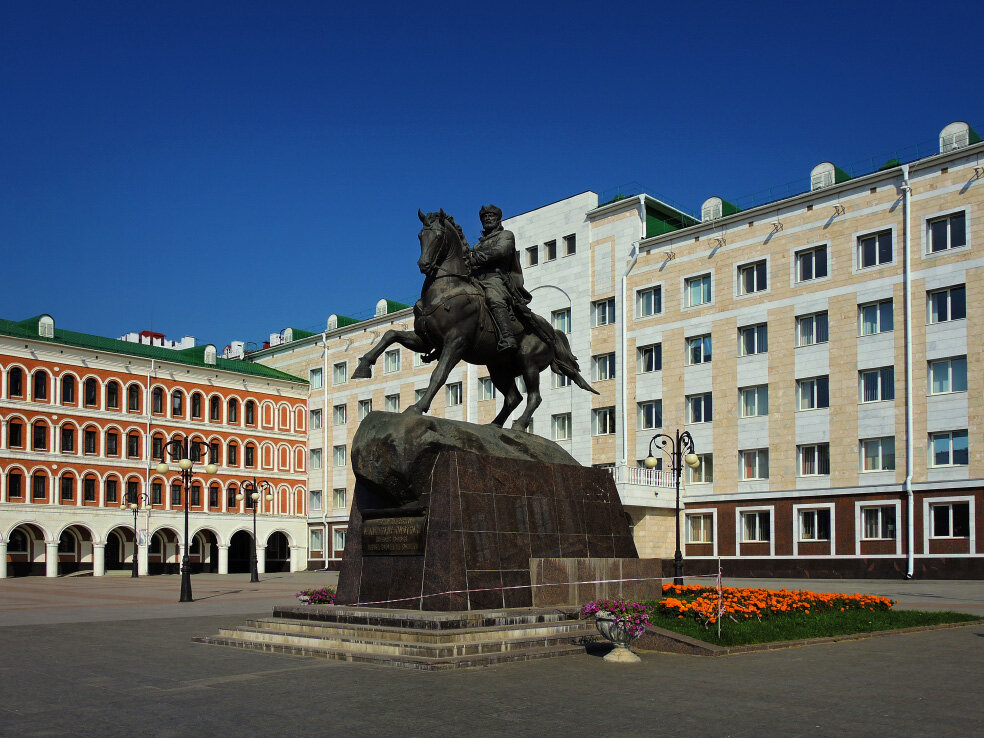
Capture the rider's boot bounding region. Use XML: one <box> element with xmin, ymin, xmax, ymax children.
<box><xmin>491</xmin><ymin>305</ymin><xmax>518</xmax><ymax>352</ymax></box>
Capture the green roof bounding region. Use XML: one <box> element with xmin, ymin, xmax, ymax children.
<box><xmin>333</xmin><ymin>315</ymin><xmax>361</xmax><ymax>327</ymax></box>
<box><xmin>287</xmin><ymin>327</ymin><xmax>317</xmax><ymax>340</ymax></box>
<box><xmin>383</xmin><ymin>299</ymin><xmax>411</xmax><ymax>313</ymax></box>
<box><xmin>0</xmin><ymin>316</ymin><xmax>306</xmax><ymax>384</ymax></box>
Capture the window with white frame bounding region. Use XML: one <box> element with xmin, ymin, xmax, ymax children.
<box><xmin>686</xmin><ymin>334</ymin><xmax>712</xmax><ymax>365</ymax></box>
<box><xmin>526</xmin><ymin>246</ymin><xmax>538</xmax><ymax>266</ymax></box>
<box><xmin>551</xmin><ymin>308</ymin><xmax>571</xmax><ymax>334</ymax></box>
<box><xmin>738</xmin><ymin>324</ymin><xmax>767</xmax><ymax>356</ymax></box>
<box><xmin>859</xmin><ymin>299</ymin><xmax>894</xmax><ymax>335</ymax></box>
<box><xmin>796</xmin><ymin>311</ymin><xmax>829</xmax><ymax>346</ymax></box>
<box><xmin>310</xmin><ymin>448</ymin><xmax>322</xmax><ymax>469</ymax></box>
<box><xmin>741</xmin><ymin>511</ymin><xmax>770</xmax><ymax>542</ymax></box>
<box><xmin>551</xmin><ymin>413</ymin><xmax>572</xmax><ymax>441</ymax></box>
<box><xmin>859</xmin><ymin>367</ymin><xmax>894</xmax><ymax>403</ymax></box>
<box><xmin>414</xmin><ymin>388</ymin><xmax>426</xmax><ymax>403</ymax></box>
<box><xmin>636</xmin><ymin>286</ymin><xmax>662</xmax><ymax>318</ymax></box>
<box><xmin>591</xmin><ymin>298</ymin><xmax>616</xmax><ymax>327</ymax></box>
<box><xmin>861</xmin><ymin>437</ymin><xmax>895</xmax><ymax>472</ymax></box>
<box><xmin>384</xmin><ymin>394</ymin><xmax>400</xmax><ymax>412</ymax></box>
<box><xmin>309</xmin><ymin>489</ymin><xmax>323</xmax><ymax>511</ymax></box>
<box><xmin>333</xmin><ymin>528</ymin><xmax>347</xmax><ymax>551</ymax></box>
<box><xmin>929</xmin><ymin>357</ymin><xmax>967</xmax><ymax>394</ymax></box>
<box><xmin>858</xmin><ymin>230</ymin><xmax>892</xmax><ymax>268</ymax></box>
<box><xmin>446</xmin><ymin>382</ymin><xmax>462</xmax><ymax>406</ymax></box>
<box><xmin>687</xmin><ymin>454</ymin><xmax>713</xmax><ymax>483</ymax></box>
<box><xmin>740</xmin><ymin>385</ymin><xmax>768</xmax><ymax>417</ymax></box>
<box><xmin>592</xmin><ymin>353</ymin><xmax>616</xmax><ymax>381</ymax></box>
<box><xmin>333</xmin><ymin>404</ymin><xmax>347</xmax><ymax>425</ymax></box>
<box><xmin>309</xmin><ymin>367</ymin><xmax>323</xmax><ymax>389</ymax></box>
<box><xmin>332</xmin><ymin>362</ymin><xmax>347</xmax><ymax>385</ymax></box>
<box><xmin>930</xmin><ymin>501</ymin><xmax>970</xmax><ymax>537</ymax></box>
<box><xmin>737</xmin><ymin>260</ymin><xmax>767</xmax><ymax>295</ymax></box>
<box><xmin>414</xmin><ymin>352</ymin><xmax>426</xmax><ymax>367</ymax></box>
<box><xmin>687</xmin><ymin>514</ymin><xmax>713</xmax><ymax>543</ymax></box>
<box><xmin>545</xmin><ymin>240</ymin><xmax>557</xmax><ymax>261</ymax></box>
<box><xmin>479</xmin><ymin>377</ymin><xmax>496</xmax><ymax>400</ymax></box>
<box><xmin>799</xmin><ymin>509</ymin><xmax>831</xmax><ymax>540</ymax></box>
<box><xmin>384</xmin><ymin>349</ymin><xmax>401</xmax><ymax>373</ymax></box>
<box><xmin>685</xmin><ymin>273</ymin><xmax>712</xmax><ymax>307</ymax></box>
<box><xmin>930</xmin><ymin>430</ymin><xmax>968</xmax><ymax>467</ymax></box>
<box><xmin>333</xmin><ymin>488</ymin><xmax>347</xmax><ymax>509</ymax></box>
<box><xmin>638</xmin><ymin>400</ymin><xmax>662</xmax><ymax>430</ymax></box>
<box><xmin>928</xmin><ymin>285</ymin><xmax>966</xmax><ymax>323</ymax></box>
<box><xmin>740</xmin><ymin>449</ymin><xmax>769</xmax><ymax>480</ymax></box>
<box><xmin>591</xmin><ymin>407</ymin><xmax>616</xmax><ymax>436</ymax></box>
<box><xmin>927</xmin><ymin>212</ymin><xmax>966</xmax><ymax>253</ymax></box>
<box><xmin>552</xmin><ymin>371</ymin><xmax>571</xmax><ymax>388</ymax></box>
<box><xmin>637</xmin><ymin>343</ymin><xmax>661</xmax><ymax>373</ymax></box>
<box><xmin>357</xmin><ymin>399</ymin><xmax>372</xmax><ymax>420</ymax></box>
<box><xmin>310</xmin><ymin>408</ymin><xmax>322</xmax><ymax>430</ymax></box>
<box><xmin>310</xmin><ymin>528</ymin><xmax>324</xmax><ymax>551</ymax></box>
<box><xmin>862</xmin><ymin>506</ymin><xmax>896</xmax><ymax>539</ymax></box>
<box><xmin>795</xmin><ymin>245</ymin><xmax>828</xmax><ymax>282</ymax></box>
<box><xmin>687</xmin><ymin>393</ymin><xmax>712</xmax><ymax>423</ymax></box>
<box><xmin>798</xmin><ymin>443</ymin><xmax>830</xmax><ymax>476</ymax></box>
<box><xmin>333</xmin><ymin>445</ymin><xmax>347</xmax><ymax>467</ymax></box>
<box><xmin>797</xmin><ymin>376</ymin><xmax>829</xmax><ymax>410</ymax></box>
<box><xmin>564</xmin><ymin>234</ymin><xmax>576</xmax><ymax>255</ymax></box>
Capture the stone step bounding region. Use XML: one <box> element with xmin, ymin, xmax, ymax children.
<box><xmin>194</xmin><ymin>634</ymin><xmax>589</xmax><ymax>671</ymax></box>
<box><xmin>273</xmin><ymin>604</ymin><xmax>582</xmax><ymax>631</ymax></box>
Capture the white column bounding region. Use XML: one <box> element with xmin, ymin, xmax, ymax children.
<box><xmin>138</xmin><ymin>538</ymin><xmax>149</xmax><ymax>576</ymax></box>
<box><xmin>290</xmin><ymin>545</ymin><xmax>304</xmax><ymax>573</ymax></box>
<box><xmin>45</xmin><ymin>541</ymin><xmax>59</xmax><ymax>577</ymax></box>
<box><xmin>92</xmin><ymin>543</ymin><xmax>105</xmax><ymax>576</ymax></box>
<box><xmin>0</xmin><ymin>541</ymin><xmax>7</xmax><ymax>578</ymax></box>
<box><xmin>255</xmin><ymin>544</ymin><xmax>266</xmax><ymax>575</ymax></box>
<box><xmin>218</xmin><ymin>544</ymin><xmax>229</xmax><ymax>574</ymax></box>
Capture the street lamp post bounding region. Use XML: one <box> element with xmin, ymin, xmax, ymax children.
<box><xmin>645</xmin><ymin>429</ymin><xmax>700</xmax><ymax>585</ymax></box>
<box><xmin>121</xmin><ymin>489</ymin><xmax>151</xmax><ymax>577</ymax></box>
<box><xmin>155</xmin><ymin>437</ymin><xmax>217</xmax><ymax>602</ymax></box>
<box><xmin>237</xmin><ymin>478</ymin><xmax>273</xmax><ymax>583</ymax></box>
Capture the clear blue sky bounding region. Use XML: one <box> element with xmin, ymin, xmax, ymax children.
<box><xmin>2</xmin><ymin>1</ymin><xmax>981</xmax><ymax>349</ymax></box>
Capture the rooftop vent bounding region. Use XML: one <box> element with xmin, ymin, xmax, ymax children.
<box><xmin>204</xmin><ymin>344</ymin><xmax>217</xmax><ymax>365</ymax></box>
<box><xmin>939</xmin><ymin>121</ymin><xmax>982</xmax><ymax>154</ymax></box>
<box><xmin>327</xmin><ymin>314</ymin><xmax>338</xmax><ymax>330</ymax></box>
<box><xmin>375</xmin><ymin>299</ymin><xmax>388</xmax><ymax>317</ymax></box>
<box><xmin>700</xmin><ymin>196</ymin><xmax>739</xmax><ymax>222</ymax></box>
<box><xmin>38</xmin><ymin>314</ymin><xmax>54</xmax><ymax>338</ymax></box>
<box><xmin>810</xmin><ymin>162</ymin><xmax>850</xmax><ymax>191</ymax></box>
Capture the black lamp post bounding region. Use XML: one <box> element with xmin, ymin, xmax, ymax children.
<box><xmin>121</xmin><ymin>489</ymin><xmax>150</xmax><ymax>577</ymax></box>
<box><xmin>645</xmin><ymin>429</ymin><xmax>700</xmax><ymax>585</ymax></box>
<box><xmin>155</xmin><ymin>437</ymin><xmax>217</xmax><ymax>602</ymax></box>
<box><xmin>237</xmin><ymin>478</ymin><xmax>273</xmax><ymax>583</ymax></box>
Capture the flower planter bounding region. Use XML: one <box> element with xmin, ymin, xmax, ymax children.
<box><xmin>596</xmin><ymin>610</ymin><xmax>642</xmax><ymax>663</ymax></box>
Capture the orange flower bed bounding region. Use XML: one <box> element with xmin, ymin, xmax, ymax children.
<box><xmin>657</xmin><ymin>583</ymin><xmax>894</xmax><ymax>626</ymax></box>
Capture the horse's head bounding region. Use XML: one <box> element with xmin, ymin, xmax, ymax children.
<box><xmin>417</xmin><ymin>209</ymin><xmax>463</xmax><ymax>275</ymax></box>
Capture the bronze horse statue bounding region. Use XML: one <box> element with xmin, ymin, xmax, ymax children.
<box><xmin>352</xmin><ymin>209</ymin><xmax>597</xmax><ymax>430</ymax></box>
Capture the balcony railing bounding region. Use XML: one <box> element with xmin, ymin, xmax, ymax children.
<box><xmin>607</xmin><ymin>464</ymin><xmax>677</xmax><ymax>488</ymax></box>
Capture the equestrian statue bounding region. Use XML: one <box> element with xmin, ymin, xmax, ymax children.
<box><xmin>352</xmin><ymin>205</ymin><xmax>598</xmax><ymax>431</ymax></box>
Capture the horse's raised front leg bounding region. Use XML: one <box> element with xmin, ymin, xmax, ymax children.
<box><xmin>352</xmin><ymin>330</ymin><xmax>428</xmax><ymax>379</ymax></box>
<box><xmin>407</xmin><ymin>337</ymin><xmax>466</xmax><ymax>415</ymax></box>
<box><xmin>488</xmin><ymin>365</ymin><xmax>522</xmax><ymax>428</ymax></box>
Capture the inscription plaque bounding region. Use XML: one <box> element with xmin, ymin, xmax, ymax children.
<box><xmin>362</xmin><ymin>516</ymin><xmax>427</xmax><ymax>556</ymax></box>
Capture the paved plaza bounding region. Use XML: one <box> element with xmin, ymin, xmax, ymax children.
<box><xmin>0</xmin><ymin>572</ymin><xmax>982</xmax><ymax>737</ymax></box>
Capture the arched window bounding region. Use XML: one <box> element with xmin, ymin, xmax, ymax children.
<box><xmin>105</xmin><ymin>429</ymin><xmax>120</xmax><ymax>456</ymax></box>
<box><xmin>60</xmin><ymin>474</ymin><xmax>75</xmax><ymax>502</ymax></box>
<box><xmin>227</xmin><ymin>484</ymin><xmax>239</xmax><ymax>509</ymax></box>
<box><xmin>171</xmin><ymin>390</ymin><xmax>184</xmax><ymax>417</ymax></box>
<box><xmin>106</xmin><ymin>381</ymin><xmax>120</xmax><ymax>410</ymax></box>
<box><xmin>7</xmin><ymin>419</ymin><xmax>24</xmax><ymax>448</ymax></box>
<box><xmin>245</xmin><ymin>400</ymin><xmax>256</xmax><ymax>426</ymax></box>
<box><xmin>191</xmin><ymin>392</ymin><xmax>203</xmax><ymax>419</ymax></box>
<box><xmin>32</xmin><ymin>421</ymin><xmax>48</xmax><ymax>450</ymax></box>
<box><xmin>152</xmin><ymin>387</ymin><xmax>164</xmax><ymax>414</ymax></box>
<box><xmin>82</xmin><ymin>475</ymin><xmax>97</xmax><ymax>502</ymax></box>
<box><xmin>209</xmin><ymin>483</ymin><xmax>220</xmax><ymax>509</ymax></box>
<box><xmin>227</xmin><ymin>397</ymin><xmax>239</xmax><ymax>423</ymax></box>
<box><xmin>84</xmin><ymin>378</ymin><xmax>99</xmax><ymax>407</ymax></box>
<box><xmin>7</xmin><ymin>470</ymin><xmax>25</xmax><ymax>499</ymax></box>
<box><xmin>151</xmin><ymin>434</ymin><xmax>165</xmax><ymax>461</ymax></box>
<box><xmin>227</xmin><ymin>441</ymin><xmax>239</xmax><ymax>466</ymax></box>
<box><xmin>60</xmin><ymin>424</ymin><xmax>75</xmax><ymax>453</ymax></box>
<box><xmin>209</xmin><ymin>395</ymin><xmax>221</xmax><ymax>421</ymax></box>
<box><xmin>126</xmin><ymin>432</ymin><xmax>141</xmax><ymax>459</ymax></box>
<box><xmin>244</xmin><ymin>443</ymin><xmax>256</xmax><ymax>468</ymax></box>
<box><xmin>104</xmin><ymin>478</ymin><xmax>119</xmax><ymax>504</ymax></box>
<box><xmin>61</xmin><ymin>375</ymin><xmax>76</xmax><ymax>404</ymax></box>
<box><xmin>209</xmin><ymin>441</ymin><xmax>220</xmax><ymax>465</ymax></box>
<box><xmin>8</xmin><ymin>367</ymin><xmax>24</xmax><ymax>397</ymax></box>
<box><xmin>127</xmin><ymin>384</ymin><xmax>141</xmax><ymax>412</ymax></box>
<box><xmin>82</xmin><ymin>425</ymin><xmax>98</xmax><ymax>455</ymax></box>
<box><xmin>32</xmin><ymin>371</ymin><xmax>49</xmax><ymax>401</ymax></box>
<box><xmin>32</xmin><ymin>473</ymin><xmax>47</xmax><ymax>500</ymax></box>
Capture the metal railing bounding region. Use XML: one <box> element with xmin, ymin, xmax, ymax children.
<box><xmin>607</xmin><ymin>464</ymin><xmax>677</xmax><ymax>488</ymax></box>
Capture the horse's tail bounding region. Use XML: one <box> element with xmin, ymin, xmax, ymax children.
<box><xmin>548</xmin><ymin>325</ymin><xmax>599</xmax><ymax>395</ymax></box>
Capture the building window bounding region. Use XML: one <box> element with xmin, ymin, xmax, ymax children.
<box><xmin>191</xmin><ymin>483</ymin><xmax>203</xmax><ymax>507</ymax></box>
<box><xmin>83</xmin><ymin>428</ymin><xmax>96</xmax><ymax>454</ymax></box>
<box><xmin>928</xmin><ymin>212</ymin><xmax>966</xmax><ymax>253</ymax></box>
<box><xmin>526</xmin><ymin>246</ymin><xmax>538</xmax><ymax>266</ymax></box>
<box><xmin>151</xmin><ymin>387</ymin><xmax>164</xmax><ymax>414</ymax></box>
<box><xmin>151</xmin><ymin>482</ymin><xmax>162</xmax><ymax>506</ymax></box>
<box><xmin>226</xmin><ymin>486</ymin><xmax>238</xmax><ymax>509</ymax></box>
<box><xmin>738</xmin><ymin>324</ymin><xmax>767</xmax><ymax>357</ymax></box>
<box><xmin>171</xmin><ymin>391</ymin><xmax>183</xmax><ymax>417</ymax></box>
<box><xmin>150</xmin><ymin>435</ymin><xmax>163</xmax><ymax>461</ymax></box>
<box><xmin>552</xmin><ymin>371</ymin><xmax>571</xmax><ymax>388</ymax></box>
<box><xmin>209</xmin><ymin>442</ymin><xmax>219</xmax><ymax>465</ymax></box>
<box><xmin>592</xmin><ymin>353</ymin><xmax>616</xmax><ymax>381</ymax></box>
<box><xmin>61</xmin><ymin>426</ymin><xmax>75</xmax><ymax>453</ymax></box>
<box><xmin>61</xmin><ymin>375</ymin><xmax>76</xmax><ymax>404</ymax></box>
<box><xmin>799</xmin><ymin>509</ymin><xmax>831</xmax><ymax>541</ymax></box>
<box><xmin>227</xmin><ymin>442</ymin><xmax>238</xmax><ymax>466</ymax></box>
<box><xmin>862</xmin><ymin>506</ymin><xmax>896</xmax><ymax>539</ymax></box>
<box><xmin>740</xmin><ymin>385</ymin><xmax>768</xmax><ymax>417</ymax></box>
<box><xmin>796</xmin><ymin>311</ymin><xmax>829</xmax><ymax>347</ymax></box>
<box><xmin>310</xmin><ymin>408</ymin><xmax>322</xmax><ymax>429</ymax></box>
<box><xmin>33</xmin><ymin>371</ymin><xmax>48</xmax><ymax>401</ymax></box>
<box><xmin>83</xmin><ymin>476</ymin><xmax>96</xmax><ymax>502</ymax></box>
<box><xmin>591</xmin><ymin>407</ymin><xmax>616</xmax><ymax>436</ymax></box>
<box><xmin>8</xmin><ymin>472</ymin><xmax>23</xmax><ymax>499</ymax></box>
<box><xmin>332</xmin><ymin>362</ymin><xmax>348</xmax><ymax>385</ymax></box>
<box><xmin>737</xmin><ymin>260</ymin><xmax>767</xmax><ymax>295</ymax></box>
<box><xmin>591</xmin><ymin>298</ymin><xmax>616</xmax><ymax>327</ymax></box>
<box><xmin>32</xmin><ymin>474</ymin><xmax>47</xmax><ymax>500</ymax></box>
<box><xmin>333</xmin><ymin>488</ymin><xmax>347</xmax><ymax>509</ymax></box>
<box><xmin>928</xmin><ymin>285</ymin><xmax>966</xmax><ymax>323</ymax></box>
<box><xmin>334</xmin><ymin>528</ymin><xmax>347</xmax><ymax>551</ymax></box>
<box><xmin>446</xmin><ymin>382</ymin><xmax>463</xmax><ymax>406</ymax></box>
<box><xmin>309</xmin><ymin>527</ymin><xmax>325</xmax><ymax>553</ymax></box>
<box><xmin>636</xmin><ymin>343</ymin><xmax>661</xmax><ymax>373</ymax></box>
<box><xmin>859</xmin><ymin>299</ymin><xmax>894</xmax><ymax>336</ymax></box>
<box><xmin>861</xmin><ymin>437</ymin><xmax>895</xmax><ymax>472</ymax></box>
<box><xmin>209</xmin><ymin>484</ymin><xmax>219</xmax><ymax>508</ymax></box>
<box><xmin>105</xmin><ymin>431</ymin><xmax>119</xmax><ymax>457</ymax></box>
<box><xmin>8</xmin><ymin>367</ymin><xmax>24</xmax><ymax>397</ymax></box>
<box><xmin>60</xmin><ymin>476</ymin><xmax>74</xmax><ymax>501</ymax></box>
<box><xmin>930</xmin><ymin>502</ymin><xmax>971</xmax><ymax>537</ymax></box>
<box><xmin>32</xmin><ymin>422</ymin><xmax>48</xmax><ymax>451</ymax></box>
<box><xmin>859</xmin><ymin>367</ymin><xmax>894</xmax><ymax>403</ymax></box>
<box><xmin>384</xmin><ymin>349</ymin><xmax>401</xmax><ymax>373</ymax></box>
<box><xmin>686</xmin><ymin>393</ymin><xmax>712</xmax><ymax>423</ymax></box>
<box><xmin>105</xmin><ymin>479</ymin><xmax>118</xmax><ymax>504</ymax></box>
<box><xmin>171</xmin><ymin>483</ymin><xmax>182</xmax><ymax>506</ymax></box>
<box><xmin>333</xmin><ymin>445</ymin><xmax>347</xmax><ymax>467</ymax></box>
<box><xmin>309</xmin><ymin>489</ymin><xmax>322</xmax><ymax>511</ymax></box>
<box><xmin>741</xmin><ymin>511</ymin><xmax>770</xmax><ymax>542</ymax></box>
<box><xmin>797</xmin><ymin>376</ymin><xmax>829</xmax><ymax>410</ymax></box>
<box><xmin>930</xmin><ymin>430</ymin><xmax>969</xmax><ymax>467</ymax></box>
<box><xmin>333</xmin><ymin>404</ymin><xmax>347</xmax><ymax>425</ymax></box>
<box><xmin>479</xmin><ymin>377</ymin><xmax>496</xmax><ymax>400</ymax></box>
<box><xmin>563</xmin><ymin>234</ymin><xmax>576</xmax><ymax>256</ymax></box>
<box><xmin>551</xmin><ymin>413</ymin><xmax>572</xmax><ymax>441</ymax></box>
<box><xmin>740</xmin><ymin>450</ymin><xmax>769</xmax><ymax>480</ymax></box>
<box><xmin>688</xmin><ymin>455</ymin><xmax>713</xmax><ymax>484</ymax></box>
<box><xmin>858</xmin><ymin>230</ymin><xmax>892</xmax><ymax>268</ymax></box>
<box><xmin>245</xmin><ymin>401</ymin><xmax>256</xmax><ymax>425</ymax></box>
<box><xmin>687</xmin><ymin>514</ymin><xmax>713</xmax><ymax>544</ymax></box>
<box><xmin>545</xmin><ymin>240</ymin><xmax>557</xmax><ymax>261</ymax></box>
<box><xmin>310</xmin><ymin>448</ymin><xmax>322</xmax><ymax>469</ymax></box>
<box><xmin>358</xmin><ymin>399</ymin><xmax>372</xmax><ymax>420</ymax></box>
<box><xmin>227</xmin><ymin>398</ymin><xmax>239</xmax><ymax>423</ymax></box>
<box><xmin>798</xmin><ymin>444</ymin><xmax>830</xmax><ymax>476</ymax></box>
<box><xmin>7</xmin><ymin>420</ymin><xmax>23</xmax><ymax>448</ymax></box>
<box><xmin>796</xmin><ymin>245</ymin><xmax>828</xmax><ymax>282</ymax></box>
<box><xmin>638</xmin><ymin>400</ymin><xmax>662</xmax><ymax>430</ymax></box>
<box><xmin>385</xmin><ymin>394</ymin><xmax>400</xmax><ymax>412</ymax></box>
<box><xmin>309</xmin><ymin>367</ymin><xmax>323</xmax><ymax>389</ymax></box>
<box><xmin>636</xmin><ymin>287</ymin><xmax>661</xmax><ymax>318</ymax></box>
<box><xmin>245</xmin><ymin>444</ymin><xmax>255</xmax><ymax>467</ymax></box>
<box><xmin>414</xmin><ymin>388</ymin><xmax>427</xmax><ymax>403</ymax></box>
<box><xmin>686</xmin><ymin>335</ymin><xmax>712</xmax><ymax>365</ymax></box>
<box><xmin>551</xmin><ymin>308</ymin><xmax>571</xmax><ymax>334</ymax></box>
<box><xmin>190</xmin><ymin>392</ymin><xmax>202</xmax><ymax>418</ymax></box>
<box><xmin>685</xmin><ymin>273</ymin><xmax>712</xmax><ymax>307</ymax></box>
<box><xmin>126</xmin><ymin>432</ymin><xmax>141</xmax><ymax>458</ymax></box>
<box><xmin>929</xmin><ymin>357</ymin><xmax>968</xmax><ymax>394</ymax></box>
<box><xmin>128</xmin><ymin>385</ymin><xmax>141</xmax><ymax>412</ymax></box>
